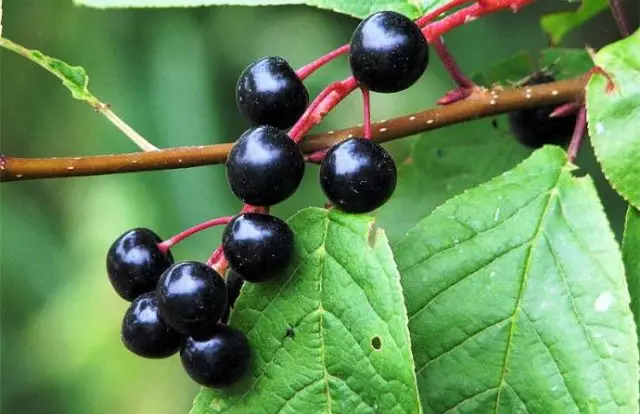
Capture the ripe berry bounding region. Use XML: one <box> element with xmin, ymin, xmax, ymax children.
<box><xmin>221</xmin><ymin>270</ymin><xmax>245</xmax><ymax>323</ymax></box>
<box><xmin>236</xmin><ymin>56</ymin><xmax>309</xmax><ymax>130</ymax></box>
<box><xmin>320</xmin><ymin>138</ymin><xmax>397</xmax><ymax>213</ymax></box>
<box><xmin>222</xmin><ymin>213</ymin><xmax>294</xmax><ymax>283</ymax></box>
<box><xmin>508</xmin><ymin>73</ymin><xmax>576</xmax><ymax>148</ymax></box>
<box><xmin>106</xmin><ymin>228</ymin><xmax>174</xmax><ymax>301</ymax></box>
<box><xmin>226</xmin><ymin>125</ymin><xmax>304</xmax><ymax>206</ymax></box>
<box><xmin>156</xmin><ymin>261</ymin><xmax>228</xmax><ymax>338</ymax></box>
<box><xmin>180</xmin><ymin>324</ymin><xmax>251</xmax><ymax>389</ymax></box>
<box><xmin>121</xmin><ymin>292</ymin><xmax>181</xmax><ymax>358</ymax></box>
<box><xmin>349</xmin><ymin>11</ymin><xmax>429</xmax><ymax>93</ymax></box>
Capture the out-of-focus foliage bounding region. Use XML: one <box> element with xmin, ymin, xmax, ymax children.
<box><xmin>0</xmin><ymin>0</ymin><xmax>626</xmax><ymax>413</ymax></box>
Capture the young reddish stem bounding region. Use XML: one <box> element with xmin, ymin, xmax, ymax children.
<box><xmin>431</xmin><ymin>36</ymin><xmax>476</xmax><ymax>105</ymax></box>
<box><xmin>589</xmin><ymin>66</ymin><xmax>616</xmax><ymax>93</ymax></box>
<box><xmin>423</xmin><ymin>0</ymin><xmax>534</xmax><ymax>42</ymax></box>
<box><xmin>361</xmin><ymin>87</ymin><xmax>372</xmax><ymax>139</ymax></box>
<box><xmin>305</xmin><ymin>150</ymin><xmax>327</xmax><ymax>164</ymax></box>
<box><xmin>550</xmin><ymin>101</ymin><xmax>581</xmax><ymax>118</ymax></box>
<box><xmin>567</xmin><ymin>105</ymin><xmax>587</xmax><ymax>162</ymax></box>
<box><xmin>416</xmin><ymin>0</ymin><xmax>474</xmax><ymax>26</ymax></box>
<box><xmin>158</xmin><ymin>216</ymin><xmax>233</xmax><ymax>253</ymax></box>
<box><xmin>432</xmin><ymin>37</ymin><xmax>473</xmax><ymax>88</ymax></box>
<box><xmin>296</xmin><ymin>44</ymin><xmax>350</xmax><ymax>81</ymax></box>
<box><xmin>289</xmin><ymin>76</ymin><xmax>358</xmax><ymax>142</ymax></box>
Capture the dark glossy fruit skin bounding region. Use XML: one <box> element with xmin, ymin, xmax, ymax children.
<box><xmin>156</xmin><ymin>261</ymin><xmax>228</xmax><ymax>338</ymax></box>
<box><xmin>121</xmin><ymin>292</ymin><xmax>181</xmax><ymax>358</ymax></box>
<box><xmin>349</xmin><ymin>11</ymin><xmax>429</xmax><ymax>93</ymax></box>
<box><xmin>106</xmin><ymin>228</ymin><xmax>174</xmax><ymax>301</ymax></box>
<box><xmin>226</xmin><ymin>125</ymin><xmax>305</xmax><ymax>206</ymax></box>
<box><xmin>221</xmin><ymin>270</ymin><xmax>245</xmax><ymax>323</ymax></box>
<box><xmin>320</xmin><ymin>138</ymin><xmax>397</xmax><ymax>213</ymax></box>
<box><xmin>222</xmin><ymin>213</ymin><xmax>293</xmax><ymax>283</ymax></box>
<box><xmin>180</xmin><ymin>325</ymin><xmax>251</xmax><ymax>389</ymax></box>
<box><xmin>508</xmin><ymin>73</ymin><xmax>576</xmax><ymax>148</ymax></box>
<box><xmin>236</xmin><ymin>56</ymin><xmax>309</xmax><ymax>130</ymax></box>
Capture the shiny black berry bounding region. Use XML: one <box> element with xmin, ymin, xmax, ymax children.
<box><xmin>106</xmin><ymin>228</ymin><xmax>174</xmax><ymax>301</ymax></box>
<box><xmin>508</xmin><ymin>73</ymin><xmax>576</xmax><ymax>148</ymax></box>
<box><xmin>226</xmin><ymin>125</ymin><xmax>305</xmax><ymax>206</ymax></box>
<box><xmin>349</xmin><ymin>11</ymin><xmax>429</xmax><ymax>93</ymax></box>
<box><xmin>320</xmin><ymin>138</ymin><xmax>397</xmax><ymax>213</ymax></box>
<box><xmin>156</xmin><ymin>261</ymin><xmax>228</xmax><ymax>338</ymax></box>
<box><xmin>221</xmin><ymin>270</ymin><xmax>245</xmax><ymax>323</ymax></box>
<box><xmin>181</xmin><ymin>325</ymin><xmax>250</xmax><ymax>389</ymax></box>
<box><xmin>121</xmin><ymin>292</ymin><xmax>181</xmax><ymax>358</ymax></box>
<box><xmin>236</xmin><ymin>56</ymin><xmax>309</xmax><ymax>130</ymax></box>
<box><xmin>222</xmin><ymin>213</ymin><xmax>294</xmax><ymax>283</ymax></box>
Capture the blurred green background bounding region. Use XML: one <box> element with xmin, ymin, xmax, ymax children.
<box><xmin>0</xmin><ymin>0</ymin><xmax>630</xmax><ymax>413</ymax></box>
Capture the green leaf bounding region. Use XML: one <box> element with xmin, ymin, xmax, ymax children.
<box><xmin>74</xmin><ymin>0</ymin><xmax>425</xmax><ymax>19</ymax></box>
<box><xmin>376</xmin><ymin>48</ymin><xmax>591</xmax><ymax>242</ymax></box>
<box><xmin>192</xmin><ymin>208</ymin><xmax>421</xmax><ymax>413</ymax></box>
<box><xmin>0</xmin><ymin>38</ymin><xmax>97</xmax><ymax>104</ymax></box>
<box><xmin>587</xmin><ymin>29</ymin><xmax>640</xmax><ymax>209</ymax></box>
<box><xmin>395</xmin><ymin>146</ymin><xmax>639</xmax><ymax>412</ymax></box>
<box><xmin>622</xmin><ymin>207</ymin><xmax>640</xmax><ymax>371</ymax></box>
<box><xmin>540</xmin><ymin>0</ymin><xmax>608</xmax><ymax>45</ymax></box>
<box><xmin>375</xmin><ymin>118</ymin><xmax>530</xmax><ymax>242</ymax></box>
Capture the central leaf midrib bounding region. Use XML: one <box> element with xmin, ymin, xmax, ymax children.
<box><xmin>318</xmin><ymin>216</ymin><xmax>332</xmax><ymax>413</ymax></box>
<box><xmin>493</xmin><ymin>169</ymin><xmax>564</xmax><ymax>412</ymax></box>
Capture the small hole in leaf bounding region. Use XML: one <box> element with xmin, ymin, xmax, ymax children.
<box><xmin>371</xmin><ymin>336</ymin><xmax>382</xmax><ymax>350</ymax></box>
<box><xmin>435</xmin><ymin>148</ymin><xmax>444</xmax><ymax>158</ymax></box>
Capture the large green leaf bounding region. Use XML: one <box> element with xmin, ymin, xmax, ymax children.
<box><xmin>192</xmin><ymin>208</ymin><xmax>421</xmax><ymax>413</ymax></box>
<box><xmin>622</xmin><ymin>207</ymin><xmax>640</xmax><ymax>368</ymax></box>
<box><xmin>587</xmin><ymin>29</ymin><xmax>640</xmax><ymax>209</ymax></box>
<box><xmin>540</xmin><ymin>0</ymin><xmax>608</xmax><ymax>45</ymax></box>
<box><xmin>395</xmin><ymin>146</ymin><xmax>639</xmax><ymax>412</ymax></box>
<box><xmin>376</xmin><ymin>48</ymin><xmax>591</xmax><ymax>242</ymax></box>
<box><xmin>375</xmin><ymin>118</ymin><xmax>530</xmax><ymax>242</ymax></box>
<box><xmin>75</xmin><ymin>0</ymin><xmax>427</xmax><ymax>18</ymax></box>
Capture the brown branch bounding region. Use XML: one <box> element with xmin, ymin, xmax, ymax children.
<box><xmin>0</xmin><ymin>77</ymin><xmax>587</xmax><ymax>182</ymax></box>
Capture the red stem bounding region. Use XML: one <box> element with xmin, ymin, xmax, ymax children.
<box><xmin>361</xmin><ymin>87</ymin><xmax>372</xmax><ymax>139</ymax></box>
<box><xmin>423</xmin><ymin>0</ymin><xmax>534</xmax><ymax>42</ymax></box>
<box><xmin>431</xmin><ymin>37</ymin><xmax>473</xmax><ymax>87</ymax></box>
<box><xmin>296</xmin><ymin>44</ymin><xmax>350</xmax><ymax>81</ymax></box>
<box><xmin>289</xmin><ymin>77</ymin><xmax>358</xmax><ymax>142</ymax></box>
<box><xmin>416</xmin><ymin>0</ymin><xmax>474</xmax><ymax>26</ymax></box>
<box><xmin>158</xmin><ymin>216</ymin><xmax>233</xmax><ymax>253</ymax></box>
<box><xmin>567</xmin><ymin>105</ymin><xmax>587</xmax><ymax>162</ymax></box>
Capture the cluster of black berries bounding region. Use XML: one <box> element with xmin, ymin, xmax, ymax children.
<box><xmin>106</xmin><ymin>211</ymin><xmax>295</xmax><ymax>388</ymax></box>
<box><xmin>232</xmin><ymin>10</ymin><xmax>429</xmax><ymax>213</ymax></box>
<box><xmin>105</xmin><ymin>10</ymin><xmax>431</xmax><ymax>389</ymax></box>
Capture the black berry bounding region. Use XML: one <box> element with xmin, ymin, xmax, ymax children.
<box><xmin>508</xmin><ymin>73</ymin><xmax>576</xmax><ymax>148</ymax></box>
<box><xmin>226</xmin><ymin>125</ymin><xmax>304</xmax><ymax>206</ymax></box>
<box><xmin>320</xmin><ymin>138</ymin><xmax>397</xmax><ymax>213</ymax></box>
<box><xmin>222</xmin><ymin>213</ymin><xmax>294</xmax><ymax>283</ymax></box>
<box><xmin>106</xmin><ymin>228</ymin><xmax>174</xmax><ymax>301</ymax></box>
<box><xmin>156</xmin><ymin>261</ymin><xmax>228</xmax><ymax>338</ymax></box>
<box><xmin>236</xmin><ymin>56</ymin><xmax>309</xmax><ymax>130</ymax></box>
<box><xmin>121</xmin><ymin>292</ymin><xmax>181</xmax><ymax>358</ymax></box>
<box><xmin>349</xmin><ymin>11</ymin><xmax>429</xmax><ymax>93</ymax></box>
<box><xmin>180</xmin><ymin>325</ymin><xmax>251</xmax><ymax>389</ymax></box>
<box><xmin>221</xmin><ymin>270</ymin><xmax>245</xmax><ymax>323</ymax></box>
